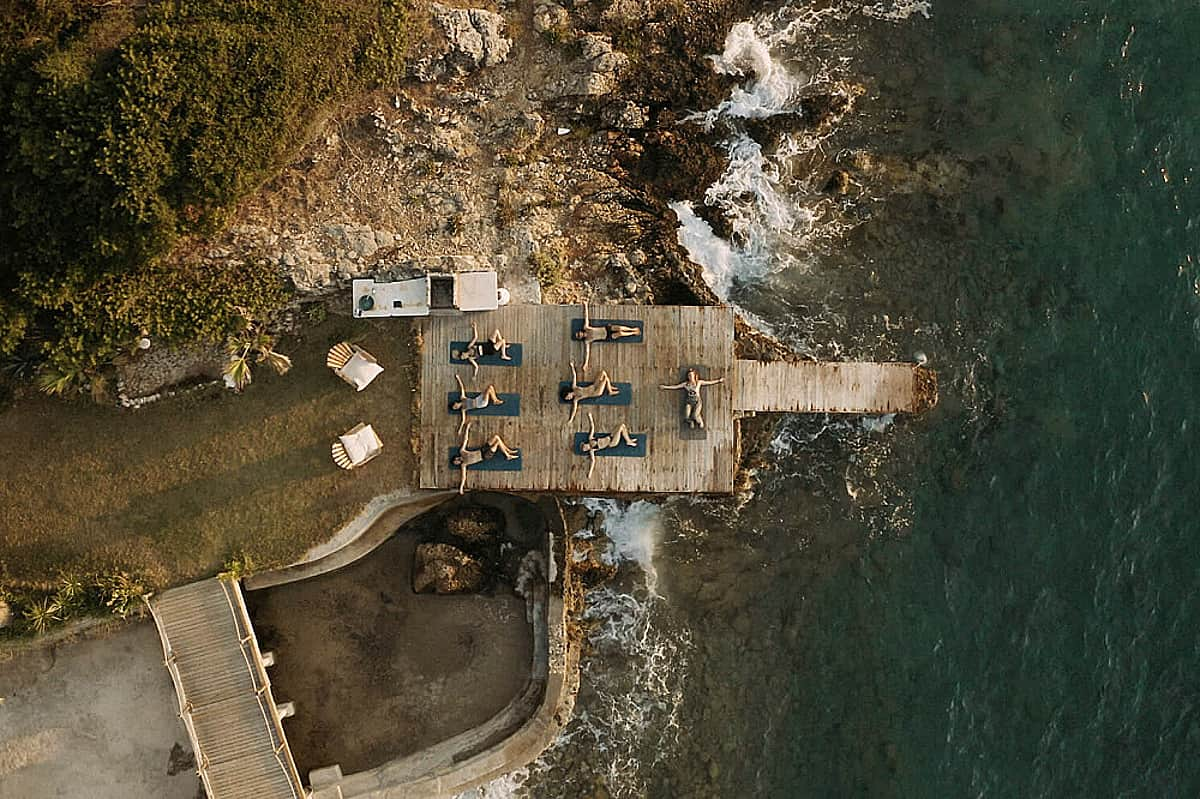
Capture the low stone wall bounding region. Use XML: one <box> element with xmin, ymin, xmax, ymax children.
<box><xmin>309</xmin><ymin>496</ymin><xmax>580</xmax><ymax>799</ymax></box>
<box><xmin>243</xmin><ymin>489</ymin><xmax>457</xmax><ymax>591</ymax></box>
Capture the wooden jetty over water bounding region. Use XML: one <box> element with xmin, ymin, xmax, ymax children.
<box><xmin>417</xmin><ymin>304</ymin><xmax>935</xmax><ymax>495</ymax></box>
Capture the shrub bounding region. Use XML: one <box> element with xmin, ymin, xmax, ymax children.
<box><xmin>0</xmin><ymin>0</ymin><xmax>417</xmax><ymax>363</ymax></box>
<box><xmin>530</xmin><ymin>242</ymin><xmax>569</xmax><ymax>291</ymax></box>
<box><xmin>94</xmin><ymin>571</ymin><xmax>147</xmax><ymax>619</ymax></box>
<box><xmin>220</xmin><ymin>552</ymin><xmax>257</xmax><ymax>581</ymax></box>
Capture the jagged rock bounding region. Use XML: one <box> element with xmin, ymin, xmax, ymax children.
<box><xmin>413</xmin><ymin>543</ymin><xmax>485</xmax><ymax>594</ymax></box>
<box><xmin>822</xmin><ymin>169</ymin><xmax>852</xmax><ymax>195</ymax></box>
<box><xmin>601</xmin><ymin>100</ymin><xmax>648</xmax><ymax>130</ymax></box>
<box><xmin>533</xmin><ymin>2</ymin><xmax>571</xmax><ymax>35</ymax></box>
<box><xmin>446</xmin><ymin>507</ymin><xmax>504</xmax><ymax>542</ymax></box>
<box><xmin>426</xmin><ymin>126</ymin><xmax>473</xmax><ymax>160</ymax></box>
<box><xmin>571</xmin><ymin>537</ymin><xmax>617</xmax><ymax>586</ymax></box>
<box><xmin>553</xmin><ymin>34</ymin><xmax>627</xmax><ymax>97</ymax></box>
<box><xmin>413</xmin><ymin>5</ymin><xmax>512</xmax><ymax>81</ymax></box>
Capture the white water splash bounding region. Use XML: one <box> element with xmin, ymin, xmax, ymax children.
<box><xmin>695</xmin><ymin>8</ymin><xmax>844</xmax><ymax>126</ymax></box>
<box><xmin>673</xmin><ymin>8</ymin><xmax>853</xmax><ymax>307</ymax></box>
<box><xmin>670</xmin><ymin>200</ymin><xmax>751</xmax><ymax>301</ymax></box>
<box><xmin>580</xmin><ymin>498</ymin><xmax>664</xmax><ymax>591</ymax></box>
<box><xmin>862</xmin><ymin>413</ymin><xmax>897</xmax><ymax>432</ymax></box>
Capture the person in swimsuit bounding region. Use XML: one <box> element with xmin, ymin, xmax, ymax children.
<box><xmin>452</xmin><ymin>322</ymin><xmax>512</xmax><ymax>377</ymax></box>
<box><xmin>660</xmin><ymin>368</ymin><xmax>724</xmax><ymax>429</ymax></box>
<box><xmin>574</xmin><ymin>301</ymin><xmax>641</xmax><ymax>373</ymax></box>
<box><xmin>452</xmin><ymin>421</ymin><xmax>520</xmax><ymax>494</ymax></box>
<box><xmin>561</xmin><ymin>361</ymin><xmax>621</xmax><ymax>423</ymax></box>
<box><xmin>452</xmin><ymin>373</ymin><xmax>504</xmax><ymax>432</ymax></box>
<box><xmin>580</xmin><ymin>411</ymin><xmax>638</xmax><ymax>479</ymax></box>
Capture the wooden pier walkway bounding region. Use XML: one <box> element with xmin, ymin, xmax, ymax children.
<box><xmin>417</xmin><ymin>304</ymin><xmax>936</xmax><ymax>496</ymax></box>
<box><xmin>732</xmin><ymin>359</ymin><xmax>936</xmax><ymax>415</ymax></box>
<box><xmin>147</xmin><ymin>578</ymin><xmax>304</xmax><ymax>799</ymax></box>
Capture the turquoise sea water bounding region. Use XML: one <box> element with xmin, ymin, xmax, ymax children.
<box><xmin>768</xmin><ymin>3</ymin><xmax>1200</xmax><ymax>796</ymax></box>
<box><xmin>519</xmin><ymin>3</ymin><xmax>1200</xmax><ymax>797</ymax></box>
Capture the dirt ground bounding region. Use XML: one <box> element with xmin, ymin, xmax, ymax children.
<box><xmin>246</xmin><ymin>527</ymin><xmax>534</xmax><ymax>778</ymax></box>
<box><xmin>0</xmin><ymin>621</ymin><xmax>200</xmax><ymax>799</ymax></box>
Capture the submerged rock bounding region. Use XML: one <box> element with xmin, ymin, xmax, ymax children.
<box><xmin>822</xmin><ymin>169</ymin><xmax>853</xmax><ymax>195</ymax></box>
<box><xmin>413</xmin><ymin>543</ymin><xmax>485</xmax><ymax>594</ymax></box>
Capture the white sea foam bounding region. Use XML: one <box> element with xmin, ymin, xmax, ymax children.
<box><xmin>670</xmin><ymin>200</ymin><xmax>752</xmax><ymax>301</ymax></box>
<box><xmin>673</xmin><ymin>8</ymin><xmax>854</xmax><ymax>307</ymax></box>
<box><xmin>573</xmin><ymin>584</ymin><xmax>691</xmax><ymax>795</ymax></box>
<box><xmin>580</xmin><ymin>498</ymin><xmax>663</xmax><ymax>591</ymax></box>
<box><xmin>502</xmin><ymin>500</ymin><xmax>690</xmax><ymax>797</ymax></box>
<box><xmin>862</xmin><ymin>413</ymin><xmax>897</xmax><ymax>432</ymax></box>
<box><xmin>861</xmin><ymin>1</ymin><xmax>932</xmax><ymax>22</ymax></box>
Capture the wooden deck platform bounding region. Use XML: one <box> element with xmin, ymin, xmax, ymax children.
<box><xmin>418</xmin><ymin>304</ymin><xmax>738</xmax><ymax>494</ymax></box>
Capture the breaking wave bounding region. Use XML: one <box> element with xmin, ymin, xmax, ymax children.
<box><xmin>473</xmin><ymin>501</ymin><xmax>691</xmax><ymax>798</ymax></box>
<box><xmin>673</xmin><ymin>8</ymin><xmax>856</xmax><ymax>307</ymax></box>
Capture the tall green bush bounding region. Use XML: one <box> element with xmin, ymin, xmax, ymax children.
<box><xmin>0</xmin><ymin>0</ymin><xmax>416</xmax><ymax>366</ymax></box>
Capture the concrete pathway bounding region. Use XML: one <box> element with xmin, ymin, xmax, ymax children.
<box><xmin>0</xmin><ymin>620</ymin><xmax>200</xmax><ymax>799</ymax></box>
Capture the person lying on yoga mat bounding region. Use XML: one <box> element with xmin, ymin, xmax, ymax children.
<box><xmin>574</xmin><ymin>301</ymin><xmax>640</xmax><ymax>372</ymax></box>
<box><xmin>561</xmin><ymin>362</ymin><xmax>621</xmax><ymax>423</ymax></box>
<box><xmin>452</xmin><ymin>373</ymin><xmax>504</xmax><ymax>432</ymax></box>
<box><xmin>452</xmin><ymin>322</ymin><xmax>512</xmax><ymax>377</ymax></box>
<box><xmin>452</xmin><ymin>422</ymin><xmax>520</xmax><ymax>494</ymax></box>
<box><xmin>660</xmin><ymin>368</ymin><xmax>724</xmax><ymax>429</ymax></box>
<box><xmin>580</xmin><ymin>412</ymin><xmax>638</xmax><ymax>479</ymax></box>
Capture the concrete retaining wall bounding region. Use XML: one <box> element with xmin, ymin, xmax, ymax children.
<box><xmin>243</xmin><ymin>490</ymin><xmax>457</xmax><ymax>591</ymax></box>
<box><xmin>309</xmin><ymin>496</ymin><xmax>580</xmax><ymax>799</ymax></box>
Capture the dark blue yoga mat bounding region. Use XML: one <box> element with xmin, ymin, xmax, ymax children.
<box><xmin>573</xmin><ymin>431</ymin><xmax>648</xmax><ymax>457</ymax></box>
<box><xmin>447</xmin><ymin>392</ymin><xmax>520</xmax><ymax>416</ymax></box>
<box><xmin>570</xmin><ymin>318</ymin><xmax>644</xmax><ymax>344</ymax></box>
<box><xmin>557</xmin><ymin>382</ymin><xmax>633</xmax><ymax>405</ymax></box>
<box><xmin>448</xmin><ymin>448</ymin><xmax>523</xmax><ymax>471</ymax></box>
<box><xmin>449</xmin><ymin>342</ymin><xmax>523</xmax><ymax>366</ymax></box>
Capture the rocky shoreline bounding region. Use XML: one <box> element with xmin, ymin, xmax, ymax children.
<box><xmin>156</xmin><ymin>1</ymin><xmax>795</xmax><ymax>309</ymax></box>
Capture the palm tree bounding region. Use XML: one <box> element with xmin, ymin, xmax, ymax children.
<box><xmin>23</xmin><ymin>597</ymin><xmax>61</xmax><ymax>634</ymax></box>
<box><xmin>224</xmin><ymin>317</ymin><xmax>292</xmax><ymax>391</ymax></box>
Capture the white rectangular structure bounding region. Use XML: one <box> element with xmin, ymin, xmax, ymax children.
<box><xmin>353</xmin><ymin>271</ymin><xmax>505</xmax><ymax>318</ymax></box>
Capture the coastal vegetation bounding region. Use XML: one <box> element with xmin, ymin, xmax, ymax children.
<box><xmin>0</xmin><ymin>317</ymin><xmax>417</xmax><ymax>637</ymax></box>
<box><xmin>0</xmin><ymin>0</ymin><xmax>416</xmax><ymax>392</ymax></box>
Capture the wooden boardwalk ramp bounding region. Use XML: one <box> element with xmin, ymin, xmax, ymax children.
<box><xmin>147</xmin><ymin>578</ymin><xmax>305</xmax><ymax>799</ymax></box>
<box><xmin>732</xmin><ymin>359</ymin><xmax>938</xmax><ymax>415</ymax></box>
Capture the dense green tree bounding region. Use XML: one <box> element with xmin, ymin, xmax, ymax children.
<box><xmin>0</xmin><ymin>0</ymin><xmax>415</xmax><ymax>378</ymax></box>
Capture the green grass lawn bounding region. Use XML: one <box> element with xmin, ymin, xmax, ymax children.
<box><xmin>0</xmin><ymin>315</ymin><xmax>417</xmax><ymax>591</ymax></box>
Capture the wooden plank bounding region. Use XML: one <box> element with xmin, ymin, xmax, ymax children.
<box><xmin>148</xmin><ymin>579</ymin><xmax>303</xmax><ymax>799</ymax></box>
<box><xmin>418</xmin><ymin>305</ymin><xmax>737</xmax><ymax>494</ymax></box>
<box><xmin>732</xmin><ymin>360</ymin><xmax>927</xmax><ymax>414</ymax></box>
